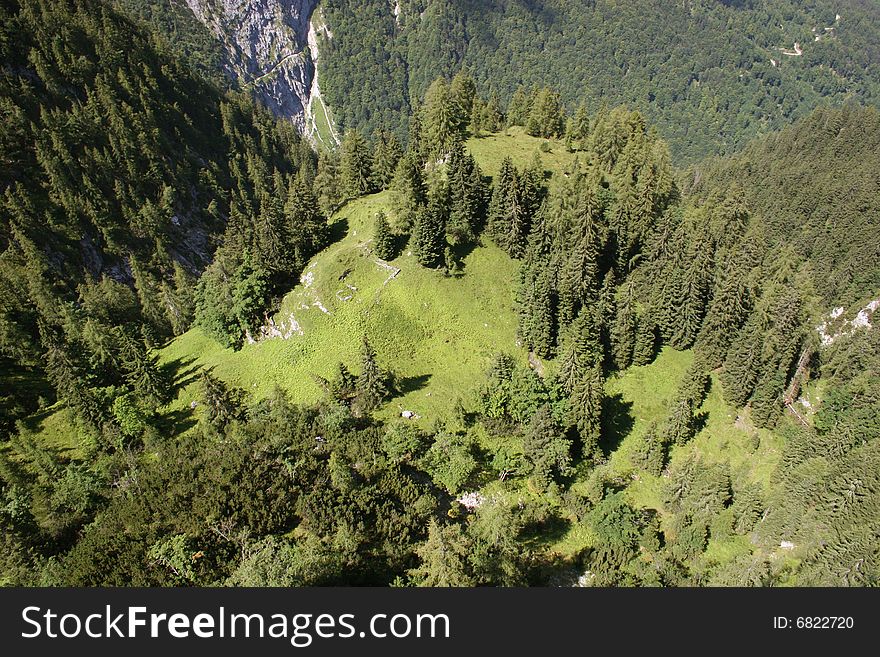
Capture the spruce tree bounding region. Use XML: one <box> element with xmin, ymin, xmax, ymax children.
<box><xmin>523</xmin><ymin>404</ymin><xmax>572</xmax><ymax>490</ymax></box>
<box><xmin>371</xmin><ymin>130</ymin><xmax>403</xmax><ymax>190</ymax></box>
<box><xmin>632</xmin><ymin>309</ymin><xmax>657</xmax><ymax>366</ymax></box>
<box><xmin>423</xmin><ymin>77</ymin><xmax>461</xmax><ymax>156</ymax></box>
<box><xmin>355</xmin><ymin>336</ymin><xmax>388</xmax><ymax>414</ymax></box>
<box><xmin>200</xmin><ymin>370</ymin><xmax>244</xmax><ymax>430</ymax></box>
<box><xmin>411</xmin><ymin>198</ymin><xmax>447</xmax><ymax>268</ymax></box>
<box><xmin>340</xmin><ymin>129</ymin><xmax>374</xmax><ymax>198</ymax></box>
<box><xmin>449</xmin><ymin>70</ymin><xmax>476</xmax><ymax>132</ymax></box>
<box><xmin>570</xmin><ymin>363</ymin><xmax>605</xmax><ymax>459</ymax></box>
<box><xmin>664</xmin><ymin>396</ymin><xmax>697</xmax><ymax>446</ymax></box>
<box><xmin>373</xmin><ymin>211</ymin><xmax>396</xmax><ymax>261</ymax></box>
<box><xmin>526</xmin><ymin>88</ymin><xmax>565</xmax><ymax>138</ymax></box>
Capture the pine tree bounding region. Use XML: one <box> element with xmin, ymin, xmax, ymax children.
<box><xmin>373</xmin><ymin>211</ymin><xmax>396</xmax><ymax>261</ymax></box>
<box><xmin>371</xmin><ymin>130</ymin><xmax>402</xmax><ymax>190</ymax></box>
<box><xmin>411</xmin><ymin>197</ymin><xmax>447</xmax><ymax>268</ymax></box>
<box><xmin>570</xmin><ymin>363</ymin><xmax>605</xmax><ymax>459</ymax></box>
<box><xmin>355</xmin><ymin>336</ymin><xmax>388</xmax><ymax>414</ymax></box>
<box><xmin>340</xmin><ymin>129</ymin><xmax>374</xmax><ymax>198</ymax></box>
<box><xmin>526</xmin><ymin>88</ymin><xmax>565</xmax><ymax>138</ymax></box>
<box><xmin>199</xmin><ymin>370</ymin><xmax>244</xmax><ymax>430</ymax></box>
<box><xmin>523</xmin><ymin>404</ymin><xmax>572</xmax><ymax>490</ymax></box>
<box><xmin>632</xmin><ymin>308</ymin><xmax>657</xmax><ymax>366</ymax></box>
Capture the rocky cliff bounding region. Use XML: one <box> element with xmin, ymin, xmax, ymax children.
<box><xmin>183</xmin><ymin>0</ymin><xmax>338</xmax><ymax>146</ymax></box>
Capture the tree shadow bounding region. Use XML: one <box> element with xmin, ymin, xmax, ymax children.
<box><xmin>694</xmin><ymin>411</ymin><xmax>709</xmax><ymax>435</ymax></box>
<box><xmin>154</xmin><ymin>407</ymin><xmax>197</xmax><ymax>439</ymax></box>
<box><xmin>327</xmin><ymin>215</ymin><xmax>349</xmax><ymax>245</ymax></box>
<box><xmin>394</xmin><ymin>373</ymin><xmax>432</xmax><ymax>396</ymax></box>
<box><xmin>160</xmin><ymin>356</ymin><xmax>202</xmax><ymax>397</ymax></box>
<box><xmin>600</xmin><ymin>392</ymin><xmax>635</xmax><ymax>455</ymax></box>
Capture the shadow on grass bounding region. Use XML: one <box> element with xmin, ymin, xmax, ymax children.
<box><xmin>395</xmin><ymin>373</ymin><xmax>432</xmax><ymax>395</ymax></box>
<box><xmin>327</xmin><ymin>215</ymin><xmax>349</xmax><ymax>246</ymax></box>
<box><xmin>600</xmin><ymin>392</ymin><xmax>635</xmax><ymax>455</ymax></box>
<box><xmin>160</xmin><ymin>356</ymin><xmax>202</xmax><ymax>397</ymax></box>
<box><xmin>154</xmin><ymin>407</ymin><xmax>197</xmax><ymax>439</ymax></box>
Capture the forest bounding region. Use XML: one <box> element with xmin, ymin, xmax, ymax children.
<box><xmin>1</xmin><ymin>0</ymin><xmax>879</xmax><ymax>587</ymax></box>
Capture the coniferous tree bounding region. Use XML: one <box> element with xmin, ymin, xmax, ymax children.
<box><xmin>373</xmin><ymin>211</ymin><xmax>396</xmax><ymax>261</ymax></box>
<box><xmin>632</xmin><ymin>309</ymin><xmax>657</xmax><ymax>366</ymax></box>
<box><xmin>488</xmin><ymin>156</ymin><xmax>515</xmax><ymax>239</ymax></box>
<box><xmin>355</xmin><ymin>336</ymin><xmax>388</xmax><ymax>414</ymax></box>
<box><xmin>570</xmin><ymin>363</ymin><xmax>605</xmax><ymax>459</ymax></box>
<box><xmin>665</xmin><ymin>396</ymin><xmax>697</xmax><ymax>446</ymax></box>
<box><xmin>506</xmin><ymin>86</ymin><xmax>532</xmax><ymax>127</ymax></box>
<box><xmin>523</xmin><ymin>404</ymin><xmax>572</xmax><ymax>490</ymax></box>
<box><xmin>423</xmin><ymin>77</ymin><xmax>461</xmax><ymax>156</ymax></box>
<box><xmin>200</xmin><ymin>370</ymin><xmax>244</xmax><ymax>430</ymax></box>
<box><xmin>449</xmin><ymin>70</ymin><xmax>476</xmax><ymax>133</ymax></box>
<box><xmin>315</xmin><ymin>151</ymin><xmax>344</xmax><ymax>216</ymax></box>
<box><xmin>610</xmin><ymin>290</ymin><xmax>636</xmax><ymax>370</ymax></box>
<box><xmin>371</xmin><ymin>130</ymin><xmax>403</xmax><ymax>190</ymax></box>
<box><xmin>340</xmin><ymin>129</ymin><xmax>374</xmax><ymax>198</ymax></box>
<box><xmin>390</xmin><ymin>153</ymin><xmax>426</xmax><ymax>232</ymax></box>
<box><xmin>526</xmin><ymin>88</ymin><xmax>565</xmax><ymax>138</ymax></box>
<box><xmin>411</xmin><ymin>196</ymin><xmax>447</xmax><ymax>268</ymax></box>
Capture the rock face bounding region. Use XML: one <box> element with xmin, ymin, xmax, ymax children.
<box><xmin>184</xmin><ymin>0</ymin><xmax>336</xmax><ymax>144</ymax></box>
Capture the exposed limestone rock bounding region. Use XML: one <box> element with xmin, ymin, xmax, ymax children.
<box><xmin>183</xmin><ymin>0</ymin><xmax>336</xmax><ymax>145</ymax></box>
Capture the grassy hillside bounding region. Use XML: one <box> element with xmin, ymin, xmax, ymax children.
<box><xmin>157</xmin><ymin>128</ymin><xmax>576</xmax><ymax>427</ymax></box>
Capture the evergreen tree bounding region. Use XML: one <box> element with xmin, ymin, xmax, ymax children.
<box><xmin>665</xmin><ymin>396</ymin><xmax>697</xmax><ymax>446</ymax></box>
<box><xmin>409</xmin><ymin>520</ymin><xmax>475</xmax><ymax>587</ymax></box>
<box><xmin>632</xmin><ymin>309</ymin><xmax>657</xmax><ymax>366</ymax></box>
<box><xmin>522</xmin><ymin>404</ymin><xmax>572</xmax><ymax>489</ymax></box>
<box><xmin>390</xmin><ymin>153</ymin><xmax>426</xmax><ymax>232</ymax></box>
<box><xmin>422</xmin><ymin>77</ymin><xmax>461</xmax><ymax>156</ymax></box>
<box><xmin>355</xmin><ymin>336</ymin><xmax>388</xmax><ymax>414</ymax></box>
<box><xmin>506</xmin><ymin>85</ymin><xmax>533</xmax><ymax>127</ymax></box>
<box><xmin>411</xmin><ymin>196</ymin><xmax>447</xmax><ymax>268</ymax></box>
<box><xmin>371</xmin><ymin>130</ymin><xmax>402</xmax><ymax>190</ymax></box>
<box><xmin>526</xmin><ymin>87</ymin><xmax>565</xmax><ymax>138</ymax></box>
<box><xmin>200</xmin><ymin>370</ymin><xmax>244</xmax><ymax>430</ymax></box>
<box><xmin>373</xmin><ymin>211</ymin><xmax>396</xmax><ymax>261</ymax></box>
<box><xmin>340</xmin><ymin>129</ymin><xmax>374</xmax><ymax>198</ymax></box>
<box><xmin>449</xmin><ymin>70</ymin><xmax>476</xmax><ymax>132</ymax></box>
<box><xmin>314</xmin><ymin>151</ymin><xmax>344</xmax><ymax>216</ymax></box>
<box><xmin>570</xmin><ymin>363</ymin><xmax>605</xmax><ymax>459</ymax></box>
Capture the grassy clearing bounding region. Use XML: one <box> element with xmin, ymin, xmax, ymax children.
<box><xmin>157</xmin><ymin>129</ymin><xmax>576</xmax><ymax>429</ymax></box>
<box><xmin>159</xmin><ymin>190</ymin><xmax>524</xmax><ymax>428</ymax></box>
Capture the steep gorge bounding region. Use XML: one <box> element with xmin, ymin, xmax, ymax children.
<box><xmin>183</xmin><ymin>0</ymin><xmax>338</xmax><ymax>146</ymax></box>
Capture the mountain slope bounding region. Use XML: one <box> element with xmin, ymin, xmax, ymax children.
<box><xmin>318</xmin><ymin>0</ymin><xmax>880</xmax><ymax>160</ymax></box>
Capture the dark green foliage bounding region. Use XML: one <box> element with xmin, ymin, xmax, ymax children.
<box><xmin>354</xmin><ymin>336</ymin><xmax>389</xmax><ymax>415</ymax></box>
<box><xmin>371</xmin><ymin>130</ymin><xmax>403</xmax><ymax>190</ymax></box>
<box><xmin>340</xmin><ymin>129</ymin><xmax>375</xmax><ymax>198</ymax></box>
<box><xmin>373</xmin><ymin>211</ymin><xmax>396</xmax><ymax>261</ymax></box>
<box><xmin>411</xmin><ymin>195</ymin><xmax>447</xmax><ymax>268</ymax></box>
<box><xmin>488</xmin><ymin>157</ymin><xmax>543</xmax><ymax>259</ymax></box>
<box><xmin>199</xmin><ymin>370</ymin><xmax>244</xmax><ymax>430</ymax></box>
<box><xmin>522</xmin><ymin>404</ymin><xmax>573</xmax><ymax>490</ymax></box>
<box><xmin>526</xmin><ymin>88</ymin><xmax>565</xmax><ymax>138</ymax></box>
<box><xmin>318</xmin><ymin>1</ymin><xmax>880</xmax><ymax>162</ymax></box>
